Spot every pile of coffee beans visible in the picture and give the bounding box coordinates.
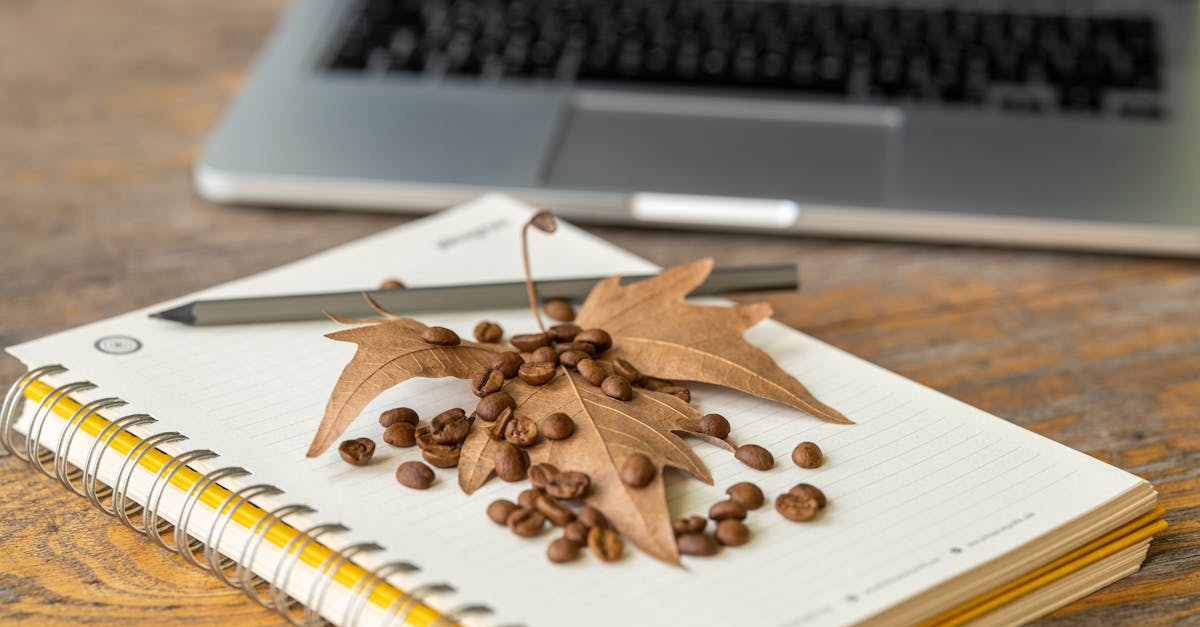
[672,480,767,557]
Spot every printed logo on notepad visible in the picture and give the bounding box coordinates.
[94,335,142,355]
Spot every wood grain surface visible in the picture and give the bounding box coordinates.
[1,1,1196,624]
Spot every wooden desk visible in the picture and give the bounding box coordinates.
[1,1,1196,624]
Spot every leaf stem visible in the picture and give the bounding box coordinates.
[521,210,558,333]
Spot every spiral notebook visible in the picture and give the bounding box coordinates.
[4,194,1163,626]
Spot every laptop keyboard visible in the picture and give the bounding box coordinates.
[327,0,1166,118]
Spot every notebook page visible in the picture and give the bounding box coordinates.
[8,195,1148,626]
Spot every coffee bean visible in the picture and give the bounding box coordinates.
[542,413,575,440]
[545,470,590,500]
[504,416,539,447]
[429,408,471,444]
[338,438,375,465]
[549,323,582,342]
[420,443,461,468]
[543,298,576,322]
[620,453,655,488]
[576,359,607,386]
[587,527,623,561]
[487,499,517,526]
[531,345,559,366]
[421,326,460,346]
[535,493,576,526]
[574,329,613,353]
[791,441,823,468]
[547,538,581,563]
[473,320,503,343]
[379,278,406,289]
[714,519,750,546]
[563,521,589,544]
[725,482,765,510]
[558,350,589,368]
[788,483,827,509]
[775,492,819,522]
[518,362,556,386]
[612,359,641,383]
[395,461,434,489]
[735,444,775,470]
[383,422,416,447]
[578,506,607,529]
[490,351,525,378]
[494,441,528,481]
[510,332,552,352]
[379,407,418,428]
[487,408,514,441]
[709,500,748,521]
[554,341,596,356]
[471,368,505,398]
[659,385,692,402]
[528,463,559,492]
[507,507,546,537]
[672,516,707,536]
[517,488,539,509]
[677,532,718,556]
[601,376,633,401]
[698,414,731,439]
[474,392,514,422]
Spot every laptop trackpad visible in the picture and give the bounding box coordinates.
[543,92,899,206]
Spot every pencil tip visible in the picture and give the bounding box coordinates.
[149,303,196,325]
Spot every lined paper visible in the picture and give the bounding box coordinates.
[8,195,1148,626]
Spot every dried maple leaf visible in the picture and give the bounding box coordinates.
[458,369,714,565]
[307,317,501,456]
[575,258,851,425]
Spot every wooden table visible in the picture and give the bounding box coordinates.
[1,1,1196,624]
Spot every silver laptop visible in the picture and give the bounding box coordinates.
[196,0,1200,255]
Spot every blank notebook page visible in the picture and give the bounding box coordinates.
[7,195,1148,626]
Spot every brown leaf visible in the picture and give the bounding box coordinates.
[458,369,711,565]
[307,318,501,457]
[575,259,851,425]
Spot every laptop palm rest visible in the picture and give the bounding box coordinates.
[543,91,900,207]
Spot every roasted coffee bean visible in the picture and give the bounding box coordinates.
[543,298,576,322]
[420,443,461,468]
[395,461,435,489]
[535,493,576,526]
[788,483,827,509]
[471,368,505,398]
[620,453,655,488]
[563,521,589,544]
[672,516,707,536]
[709,500,748,521]
[531,345,559,366]
[474,392,515,422]
[488,408,514,441]
[517,488,540,509]
[542,412,575,440]
[528,463,559,491]
[576,359,607,386]
[545,470,590,500]
[414,424,432,447]
[494,441,528,481]
[677,532,718,556]
[698,414,731,439]
[338,438,375,465]
[504,416,539,447]
[554,341,595,356]
[379,278,406,289]
[558,350,589,368]
[791,441,823,468]
[601,376,633,401]
[421,326,460,346]
[725,482,765,510]
[518,362,556,386]
[430,408,471,444]
[715,519,750,546]
[490,351,525,378]
[549,323,582,343]
[776,492,819,522]
[735,444,775,470]
[383,422,416,447]
[379,407,419,427]
[578,506,607,529]
[507,507,546,537]
[473,320,503,343]
[547,538,581,563]
[575,329,613,353]
[487,499,517,526]
[612,359,641,383]
[658,385,692,402]
[510,332,552,352]
[587,527,623,561]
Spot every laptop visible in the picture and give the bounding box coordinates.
[196,0,1200,255]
